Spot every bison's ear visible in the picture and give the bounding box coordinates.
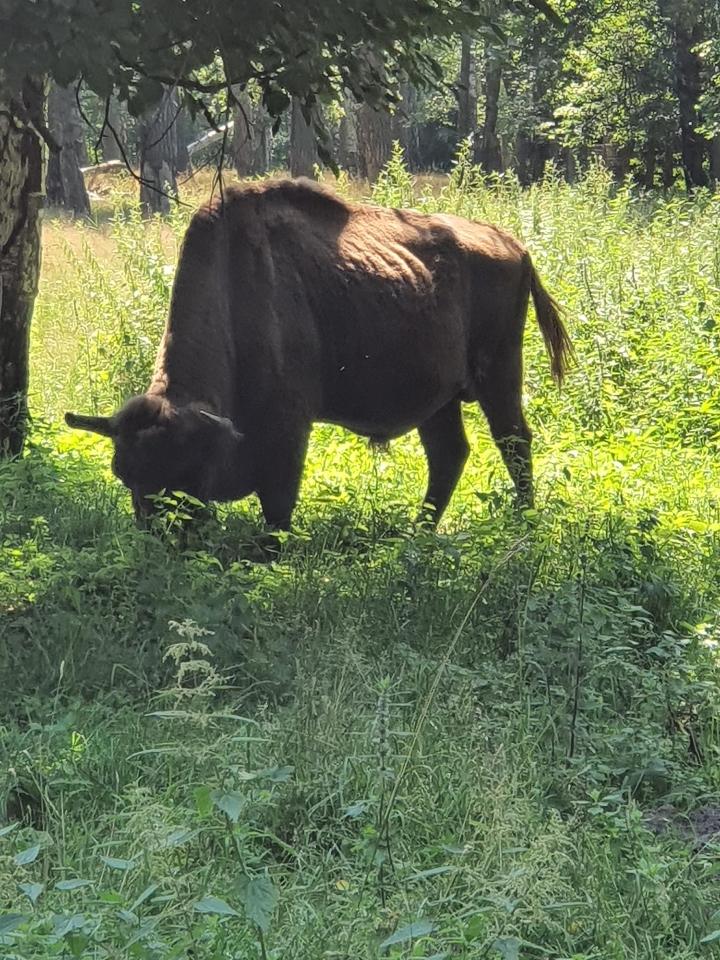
[198,410,245,442]
[65,412,116,438]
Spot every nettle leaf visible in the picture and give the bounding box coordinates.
[117,908,139,925]
[193,896,239,917]
[19,882,44,905]
[194,785,213,817]
[492,936,521,960]
[0,823,19,839]
[236,765,294,783]
[14,844,41,866]
[55,879,94,891]
[239,873,277,933]
[700,930,720,944]
[212,791,244,823]
[161,828,197,848]
[53,913,89,938]
[380,919,435,950]
[100,855,137,871]
[130,883,160,912]
[263,765,294,783]
[98,891,124,904]
[0,914,28,936]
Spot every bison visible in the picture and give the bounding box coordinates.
[66,178,571,530]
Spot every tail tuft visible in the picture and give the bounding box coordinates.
[530,266,573,385]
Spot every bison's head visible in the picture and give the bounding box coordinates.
[65,395,250,519]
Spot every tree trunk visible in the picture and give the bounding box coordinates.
[395,82,420,168]
[174,103,192,174]
[100,96,125,162]
[478,56,503,173]
[233,90,272,177]
[640,140,657,189]
[233,89,254,177]
[661,141,676,188]
[253,104,272,175]
[356,103,393,182]
[616,143,632,182]
[0,77,45,458]
[531,138,551,181]
[673,18,709,188]
[710,135,720,187]
[564,147,578,184]
[516,133,532,186]
[338,93,359,175]
[456,35,477,142]
[138,87,179,217]
[46,84,91,217]
[289,98,318,178]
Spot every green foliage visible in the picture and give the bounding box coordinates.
[0,0,557,124]
[3,164,720,957]
[554,0,676,152]
[372,142,417,207]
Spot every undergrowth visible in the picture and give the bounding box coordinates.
[1,152,720,958]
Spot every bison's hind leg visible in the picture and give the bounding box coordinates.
[477,356,533,508]
[417,400,470,525]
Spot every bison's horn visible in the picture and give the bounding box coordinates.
[65,412,116,437]
[198,409,245,440]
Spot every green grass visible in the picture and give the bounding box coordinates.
[2,153,720,958]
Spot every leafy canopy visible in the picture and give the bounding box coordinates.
[1,0,560,117]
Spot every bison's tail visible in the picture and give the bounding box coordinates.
[529,265,573,385]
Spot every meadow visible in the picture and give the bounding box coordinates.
[1,151,720,959]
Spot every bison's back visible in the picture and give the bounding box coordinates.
[177,181,532,436]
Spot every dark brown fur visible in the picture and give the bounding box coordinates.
[66,178,572,528]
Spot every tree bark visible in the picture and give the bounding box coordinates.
[532,139,558,181]
[356,103,393,182]
[0,77,45,458]
[289,98,318,178]
[516,132,532,186]
[233,90,272,177]
[564,147,578,184]
[673,18,709,188]
[252,104,271,175]
[710,135,720,187]
[138,87,179,217]
[100,96,125,162]
[46,83,91,217]
[456,35,477,141]
[640,140,657,190]
[394,82,419,169]
[338,92,359,175]
[174,104,192,174]
[662,141,676,188]
[478,56,503,173]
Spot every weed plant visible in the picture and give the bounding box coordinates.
[1,151,720,958]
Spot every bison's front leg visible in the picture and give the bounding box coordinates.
[256,422,311,531]
[417,400,470,525]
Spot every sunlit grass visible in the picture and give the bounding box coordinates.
[2,155,720,958]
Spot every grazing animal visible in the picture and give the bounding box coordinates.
[66,178,571,529]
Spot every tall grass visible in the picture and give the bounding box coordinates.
[2,153,720,958]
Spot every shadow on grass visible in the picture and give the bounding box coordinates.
[2,438,720,792]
